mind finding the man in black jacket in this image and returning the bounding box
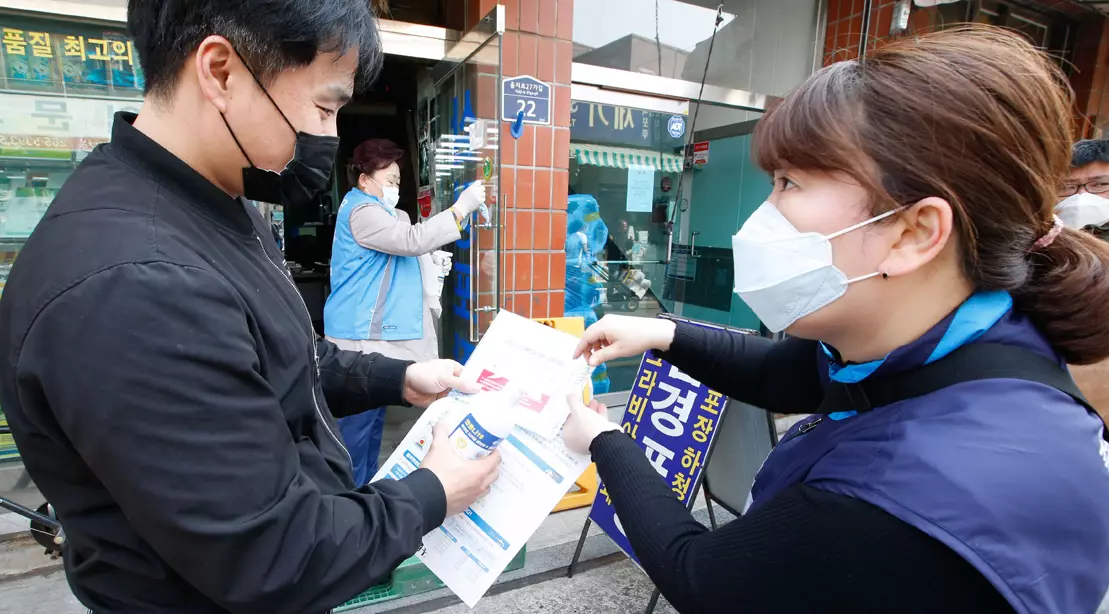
[0,2,500,613]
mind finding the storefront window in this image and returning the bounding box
[572,0,820,97]
[565,99,685,393]
[0,14,143,464]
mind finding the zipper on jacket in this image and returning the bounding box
[782,416,823,445]
[254,236,353,467]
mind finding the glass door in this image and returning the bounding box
[424,6,504,364]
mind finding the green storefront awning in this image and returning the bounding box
[572,144,684,173]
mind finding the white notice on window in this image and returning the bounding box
[626,164,655,213]
[372,311,593,608]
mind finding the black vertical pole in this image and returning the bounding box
[567,518,592,578]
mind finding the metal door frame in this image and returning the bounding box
[426,5,505,346]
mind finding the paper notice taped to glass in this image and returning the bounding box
[371,310,593,608]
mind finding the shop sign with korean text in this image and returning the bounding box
[1,15,145,96]
[570,101,687,151]
[588,317,726,565]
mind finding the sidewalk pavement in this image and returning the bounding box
[0,559,677,614]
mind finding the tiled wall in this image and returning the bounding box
[468,0,572,319]
[822,0,938,65]
[822,0,1109,139]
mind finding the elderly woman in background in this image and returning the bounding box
[324,138,485,484]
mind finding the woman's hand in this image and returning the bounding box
[450,181,485,222]
[563,394,622,455]
[573,315,677,366]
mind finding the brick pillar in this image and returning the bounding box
[822,2,1109,139]
[822,0,939,65]
[469,0,572,320]
[1071,17,1109,139]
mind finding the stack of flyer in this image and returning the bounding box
[371,310,593,608]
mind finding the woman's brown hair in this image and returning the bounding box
[753,25,1109,365]
[347,138,405,186]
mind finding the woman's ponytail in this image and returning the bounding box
[1013,228,1109,365]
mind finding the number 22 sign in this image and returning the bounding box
[501,75,552,126]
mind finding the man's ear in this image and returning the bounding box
[878,197,954,277]
[194,35,238,113]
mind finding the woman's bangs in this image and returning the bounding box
[752,62,870,182]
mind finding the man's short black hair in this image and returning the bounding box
[1072,139,1109,169]
[127,0,382,99]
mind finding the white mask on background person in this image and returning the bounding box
[379,186,401,210]
[1056,192,1109,230]
[731,202,901,333]
[366,177,400,210]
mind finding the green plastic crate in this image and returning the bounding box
[336,545,527,612]
[0,410,19,462]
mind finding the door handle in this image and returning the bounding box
[690,231,700,258]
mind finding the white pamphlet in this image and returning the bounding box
[371,311,593,608]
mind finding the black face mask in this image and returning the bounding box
[221,62,340,208]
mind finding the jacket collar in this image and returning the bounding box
[821,290,1056,385]
[345,188,394,217]
[105,112,254,237]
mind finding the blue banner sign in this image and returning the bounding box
[588,317,726,564]
[570,101,686,151]
[501,75,551,125]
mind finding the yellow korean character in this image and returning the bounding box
[681,447,702,472]
[645,355,663,368]
[599,484,612,506]
[671,472,691,501]
[692,415,715,443]
[700,390,723,416]
[109,39,133,65]
[637,369,657,395]
[62,35,86,59]
[27,32,51,58]
[86,38,110,62]
[621,421,639,440]
[2,28,26,56]
[626,394,648,422]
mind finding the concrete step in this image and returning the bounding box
[356,498,734,613]
[0,534,62,583]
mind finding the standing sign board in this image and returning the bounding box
[587,317,726,565]
[501,75,552,125]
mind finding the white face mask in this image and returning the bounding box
[1056,192,1109,230]
[366,177,400,210]
[731,202,899,333]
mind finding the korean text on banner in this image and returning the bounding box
[587,318,726,565]
[372,311,592,608]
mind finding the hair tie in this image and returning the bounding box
[1033,215,1064,250]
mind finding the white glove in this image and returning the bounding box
[452,181,486,219]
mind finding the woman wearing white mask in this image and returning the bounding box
[562,27,1109,614]
[324,138,485,485]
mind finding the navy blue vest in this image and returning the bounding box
[749,292,1109,614]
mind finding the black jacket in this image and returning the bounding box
[0,114,447,614]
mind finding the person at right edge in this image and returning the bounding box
[562,27,1109,614]
[0,2,500,613]
[1058,138,1109,423]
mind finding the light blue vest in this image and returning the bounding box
[324,189,423,341]
[752,292,1109,614]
